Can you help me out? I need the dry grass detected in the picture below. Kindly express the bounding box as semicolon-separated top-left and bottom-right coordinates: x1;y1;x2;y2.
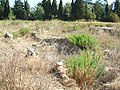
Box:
0;51;55;90
0;20;120;90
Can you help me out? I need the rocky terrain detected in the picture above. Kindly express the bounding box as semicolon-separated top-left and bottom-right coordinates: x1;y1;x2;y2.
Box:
0;20;120;90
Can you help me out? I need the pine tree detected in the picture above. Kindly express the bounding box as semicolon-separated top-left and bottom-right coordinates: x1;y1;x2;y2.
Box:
74;0;85;20
52;0;57;18
13;0;25;19
4;0;10;19
24;0;30;19
58;0;63;19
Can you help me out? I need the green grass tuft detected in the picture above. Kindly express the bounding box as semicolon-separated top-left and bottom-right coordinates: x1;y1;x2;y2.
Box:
68;34;99;50
64;50;104;88
12;28;30;39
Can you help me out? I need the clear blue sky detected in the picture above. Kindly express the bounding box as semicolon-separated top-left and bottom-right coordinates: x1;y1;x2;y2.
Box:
9;0;115;7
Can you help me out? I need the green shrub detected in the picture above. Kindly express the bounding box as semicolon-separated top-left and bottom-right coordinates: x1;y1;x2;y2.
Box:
86;11;96;21
68;34;99;50
19;28;29;36
109;13;119;22
64;50;104;88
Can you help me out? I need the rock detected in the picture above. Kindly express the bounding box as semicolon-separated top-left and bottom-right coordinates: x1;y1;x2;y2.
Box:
90;27;114;34
53;61;77;87
59;78;76;87
26;47;39;57
30;31;40;41
104;49;111;55
4;32;13;38
56;61;64;66
104;82;120;90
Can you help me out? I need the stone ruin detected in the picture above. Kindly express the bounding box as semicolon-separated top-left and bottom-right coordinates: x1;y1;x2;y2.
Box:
51;61;76;87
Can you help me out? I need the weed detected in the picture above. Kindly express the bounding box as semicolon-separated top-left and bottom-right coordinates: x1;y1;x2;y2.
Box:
106;24;114;27
12;32;20;39
19;28;29;36
68;34;99;50
0;31;3;36
117;32;120;37
64;50;104;89
73;25;80;30
12;28;30;38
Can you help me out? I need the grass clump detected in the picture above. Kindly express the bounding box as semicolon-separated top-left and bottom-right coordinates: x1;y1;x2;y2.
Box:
19;28;29;36
0;31;3;36
12;28;29;38
68;34;99;50
73;25;81;30
64;50;104;89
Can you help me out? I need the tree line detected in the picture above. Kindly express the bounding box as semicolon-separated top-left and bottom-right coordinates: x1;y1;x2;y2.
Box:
0;0;120;22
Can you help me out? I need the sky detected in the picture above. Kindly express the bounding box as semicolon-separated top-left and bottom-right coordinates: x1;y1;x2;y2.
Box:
9;0;116;7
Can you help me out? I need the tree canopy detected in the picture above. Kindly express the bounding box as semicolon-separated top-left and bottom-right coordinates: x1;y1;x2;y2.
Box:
0;0;119;22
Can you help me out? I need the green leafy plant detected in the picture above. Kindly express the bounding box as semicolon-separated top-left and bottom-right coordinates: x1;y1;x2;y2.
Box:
19;28;29;36
68;34;99;50
12;28;30;38
64;50;104;88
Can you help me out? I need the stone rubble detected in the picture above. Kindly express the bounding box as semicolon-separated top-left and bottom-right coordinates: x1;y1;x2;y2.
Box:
54;61;77;87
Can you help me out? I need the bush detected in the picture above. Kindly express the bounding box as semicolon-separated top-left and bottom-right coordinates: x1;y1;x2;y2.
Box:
68;34;99;50
86;11;96;21
64;50;104;89
108;13;119;22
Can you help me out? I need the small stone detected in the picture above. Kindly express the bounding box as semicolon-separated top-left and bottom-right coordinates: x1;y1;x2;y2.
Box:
4;32;13;38
56;61;63;66
26;47;39;57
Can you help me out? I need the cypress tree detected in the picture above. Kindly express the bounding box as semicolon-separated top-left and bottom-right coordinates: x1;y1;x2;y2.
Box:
24;0;30;19
58;0;63;19
74;0;85;20
114;0;120;17
70;0;75;20
105;3;109;16
41;0;47;19
63;3;71;21
93;1;104;20
46;0;52;20
13;0;25;19
4;0;10;19
0;0;5;19
52;0;57;18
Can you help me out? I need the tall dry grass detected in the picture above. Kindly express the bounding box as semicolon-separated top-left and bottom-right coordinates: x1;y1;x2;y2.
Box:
0;51;54;90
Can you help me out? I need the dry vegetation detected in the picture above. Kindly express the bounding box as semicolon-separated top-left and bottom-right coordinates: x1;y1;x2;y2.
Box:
0;20;120;90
